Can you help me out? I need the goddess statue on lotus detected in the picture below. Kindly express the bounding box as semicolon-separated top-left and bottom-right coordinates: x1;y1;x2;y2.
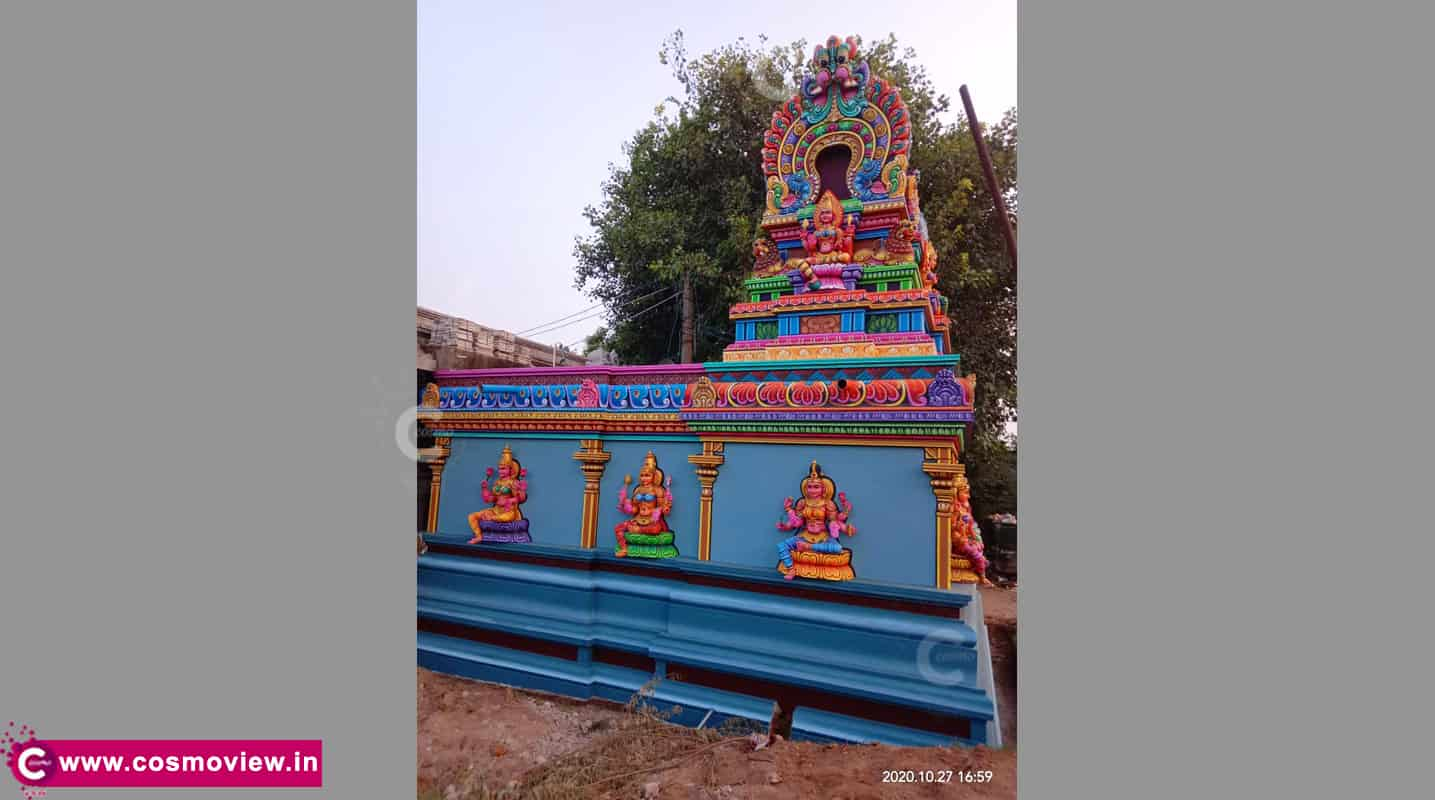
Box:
775;461;856;581
466;445;531;544
614;451;678;558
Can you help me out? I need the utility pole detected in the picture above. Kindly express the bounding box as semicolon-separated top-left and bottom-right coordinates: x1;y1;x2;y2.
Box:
959;85;1017;273
680;270;695;363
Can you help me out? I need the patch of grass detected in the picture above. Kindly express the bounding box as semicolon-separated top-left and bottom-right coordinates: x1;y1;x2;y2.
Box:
418;677;760;799
512;681;745;799
714;715;768;737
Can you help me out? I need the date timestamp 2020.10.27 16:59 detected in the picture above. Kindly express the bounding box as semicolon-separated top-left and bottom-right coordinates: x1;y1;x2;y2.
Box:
881;770;994;784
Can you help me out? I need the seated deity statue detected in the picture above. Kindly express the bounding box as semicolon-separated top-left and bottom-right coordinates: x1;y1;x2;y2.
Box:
796;190;856;290
614;451;678;558
950;478;991;585
775;461;857;581
466;445;531;544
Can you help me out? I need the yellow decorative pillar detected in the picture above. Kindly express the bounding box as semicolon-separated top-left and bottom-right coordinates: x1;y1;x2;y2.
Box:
422;436;452;534
572;439;611;549
687;441;725;560
922;445;961;589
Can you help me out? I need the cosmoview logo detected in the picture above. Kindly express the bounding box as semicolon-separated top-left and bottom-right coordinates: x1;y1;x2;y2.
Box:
915;625;971;687
5;726;323;794
4;723;52;799
15;744;54;784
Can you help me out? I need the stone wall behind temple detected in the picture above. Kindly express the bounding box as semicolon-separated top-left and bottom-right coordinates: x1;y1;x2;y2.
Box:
434;434;938;586
417;306;587;371
416;306;587;533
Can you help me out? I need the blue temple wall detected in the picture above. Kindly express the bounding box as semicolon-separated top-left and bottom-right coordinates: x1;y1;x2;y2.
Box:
437;435;937;586
709;442;936;585
437;436;588;546
594;439;703;557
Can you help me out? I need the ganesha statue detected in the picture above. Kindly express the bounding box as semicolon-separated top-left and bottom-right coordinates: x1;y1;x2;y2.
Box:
775;461;856;581
466;444;531;544
950;478;991;585
796;190;856;291
614;451;678;558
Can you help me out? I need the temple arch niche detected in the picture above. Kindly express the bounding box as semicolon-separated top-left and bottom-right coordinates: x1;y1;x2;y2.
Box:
815;143;854;200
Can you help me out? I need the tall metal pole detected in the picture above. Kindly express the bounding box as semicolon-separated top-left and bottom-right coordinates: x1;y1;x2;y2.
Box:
680;270;695;363
959;85;1017;273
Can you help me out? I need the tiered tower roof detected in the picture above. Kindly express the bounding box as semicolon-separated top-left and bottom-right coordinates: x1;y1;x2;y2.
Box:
727;35;951;362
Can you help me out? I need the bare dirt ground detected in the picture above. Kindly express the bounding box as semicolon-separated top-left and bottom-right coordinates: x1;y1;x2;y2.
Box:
418;585;1017;799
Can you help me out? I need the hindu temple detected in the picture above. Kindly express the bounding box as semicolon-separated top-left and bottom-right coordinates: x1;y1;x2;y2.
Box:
417;35;1001;747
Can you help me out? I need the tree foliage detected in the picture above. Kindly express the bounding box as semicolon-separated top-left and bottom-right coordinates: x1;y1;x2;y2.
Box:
574;32;1017;514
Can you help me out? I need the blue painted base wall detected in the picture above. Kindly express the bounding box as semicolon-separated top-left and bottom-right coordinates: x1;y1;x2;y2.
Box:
437;435;937;587
417;545;996;747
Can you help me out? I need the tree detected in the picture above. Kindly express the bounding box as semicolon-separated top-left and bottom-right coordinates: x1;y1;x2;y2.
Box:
573;32;775;365
582;327;608;356
574;32;1017;515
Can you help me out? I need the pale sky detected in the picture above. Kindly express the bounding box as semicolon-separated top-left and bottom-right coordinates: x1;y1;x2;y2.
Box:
418;0;1016;349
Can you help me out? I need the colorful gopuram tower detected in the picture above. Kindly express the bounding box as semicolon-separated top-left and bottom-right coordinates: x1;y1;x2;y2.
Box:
733;32;950;364
417;35;1000;747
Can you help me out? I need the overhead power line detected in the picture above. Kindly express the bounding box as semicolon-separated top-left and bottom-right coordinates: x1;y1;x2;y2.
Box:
514;284;673;337
520;290;681;340
513;303;602;337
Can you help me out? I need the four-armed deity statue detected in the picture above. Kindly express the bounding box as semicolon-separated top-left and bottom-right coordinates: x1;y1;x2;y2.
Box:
951;477;991;585
775;461;857;581
792;190;858;290
466;445;531;544
614;451;678;558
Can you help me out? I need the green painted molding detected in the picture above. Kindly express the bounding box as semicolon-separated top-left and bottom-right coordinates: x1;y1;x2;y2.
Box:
743;275;792;291
856;262;921;280
743;274;796;303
